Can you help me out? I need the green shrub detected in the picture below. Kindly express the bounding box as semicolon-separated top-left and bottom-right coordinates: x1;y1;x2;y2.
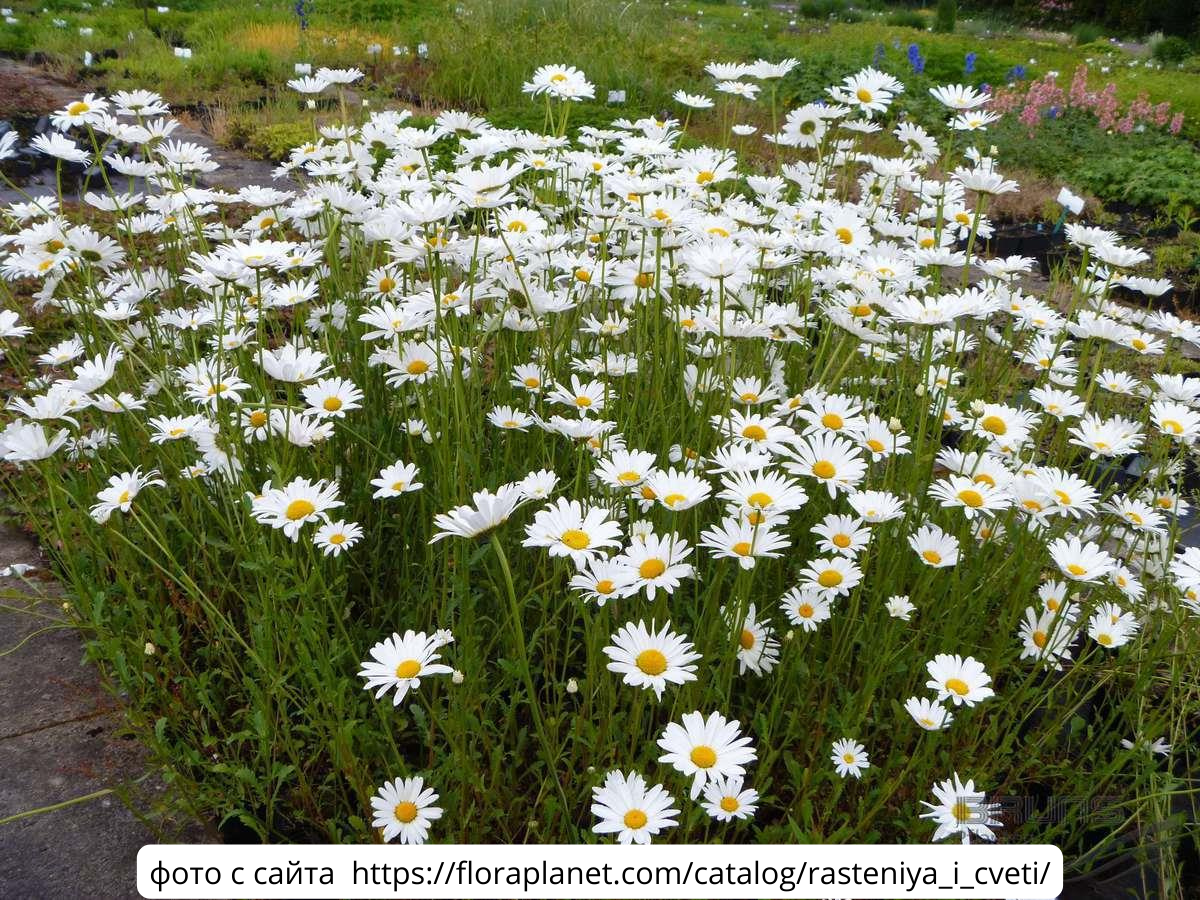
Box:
1077;143;1200;210
1153;36;1193;65
885;10;926;29
933;0;956;34
1072;22;1105;46
798;0;847;20
246;121;315;160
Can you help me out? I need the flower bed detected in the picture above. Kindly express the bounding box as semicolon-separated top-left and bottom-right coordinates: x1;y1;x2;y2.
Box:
0;61;1197;877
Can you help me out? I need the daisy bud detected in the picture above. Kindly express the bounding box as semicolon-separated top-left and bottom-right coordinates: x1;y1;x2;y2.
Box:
969;399;986;415
784;629;794;641
306;99;316;110
144;642;156;655
451;670;464;684
914;383;927;398
887;417;903;433
566;677;579;694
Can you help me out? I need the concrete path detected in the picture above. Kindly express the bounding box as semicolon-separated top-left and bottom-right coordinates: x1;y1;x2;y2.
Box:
0;524;207;900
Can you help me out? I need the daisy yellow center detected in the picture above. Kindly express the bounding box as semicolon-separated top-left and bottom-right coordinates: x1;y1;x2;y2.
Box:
696;170;714;185
503;420;520;428
821;412;844;429
561;529;590;550
867;438;884;452
690;745;717;768
747;491;773;508
720;796;740;813
407;360;430;375
958;489;984;508
1032;631;1047;648
640;485;657;500
843;753;856;764
323;397;343;412
742;424;767;441
507;220;528;233
1098;633;1113;646
67;101;90;116
394;801;419;824
951;801;973;823
739;628;755;650
575;268;591;282
797;602;814;618
378;276;396;293
285;499;316;520
974;473;995;487
395;659;421;679
118;490;131;504
732;541;753;556
391;481;407;491
663;493;687;508
851;304;873;317
980;415;1007;435
856;88;873;103
746;510;767;525
595;579;615;594
817;569;843;588
1131;338;1147;351
922;549;943;565
955;212;971;226
634;272;653;289
1023;499;1044;512
329;533;346;545
835;227;853;244
1126;512;1143;525
812;460;836;479
623;809;647;829
1067;563;1086;576
575;395;592;407
945;678;970;696
636;649;668;676
832;533;851;548
740;392;759;402
1163;419;1183;435
550;73;568;82
639;558;666;579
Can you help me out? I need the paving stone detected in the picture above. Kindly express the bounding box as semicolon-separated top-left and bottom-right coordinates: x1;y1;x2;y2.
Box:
0;524;211;898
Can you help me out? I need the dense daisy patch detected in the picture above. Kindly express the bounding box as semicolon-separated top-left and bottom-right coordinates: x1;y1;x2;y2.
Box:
0;60;1197;866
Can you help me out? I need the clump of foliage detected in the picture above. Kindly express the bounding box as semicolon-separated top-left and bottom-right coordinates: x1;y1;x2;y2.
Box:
1153;36;1194;66
1077;143;1200;211
934;0;957;34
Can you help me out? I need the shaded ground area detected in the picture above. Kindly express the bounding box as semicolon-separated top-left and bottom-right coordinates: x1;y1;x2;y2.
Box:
0;524;208;900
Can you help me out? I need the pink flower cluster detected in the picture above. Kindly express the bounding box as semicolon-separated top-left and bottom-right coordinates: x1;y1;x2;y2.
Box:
992;64;1184;137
